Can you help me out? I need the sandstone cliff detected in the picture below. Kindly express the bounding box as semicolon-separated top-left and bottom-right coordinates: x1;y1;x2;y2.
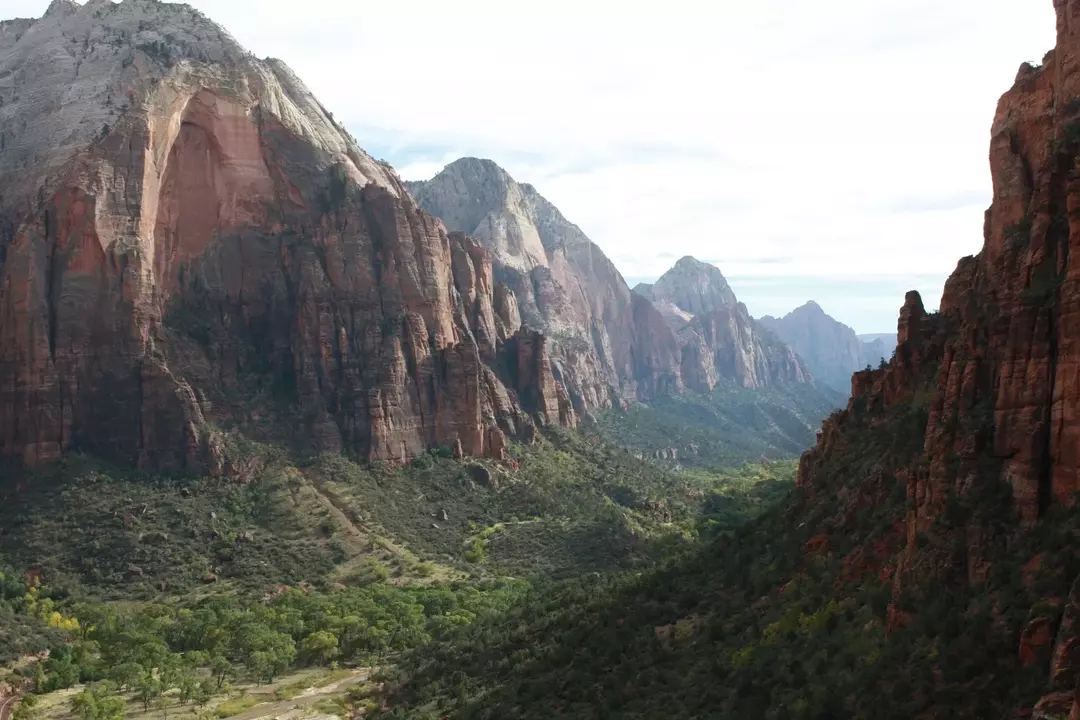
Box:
406;158;682;408
640;257;813;390
0;0;570;472
409;167;817;397
796;1;1080;713
758;301;866;393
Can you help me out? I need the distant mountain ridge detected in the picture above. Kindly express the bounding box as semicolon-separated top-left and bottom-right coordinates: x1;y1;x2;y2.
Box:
758;301;893;393
407;160;824;401
637;259;812;390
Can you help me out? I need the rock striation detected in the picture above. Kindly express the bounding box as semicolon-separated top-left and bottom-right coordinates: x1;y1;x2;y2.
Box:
407;158;681;408
796;1;1080;713
408;163;819;404
639;258;812;391
0;0;570;472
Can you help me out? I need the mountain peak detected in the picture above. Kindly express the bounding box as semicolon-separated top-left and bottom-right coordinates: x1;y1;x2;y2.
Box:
43;0;78;18
672;255;726;275
440;157;513;183
641;256;738;316
407;156;604;274
795;300;825;315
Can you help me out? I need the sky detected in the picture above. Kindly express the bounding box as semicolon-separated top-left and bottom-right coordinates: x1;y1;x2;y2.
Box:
11;0;1058;332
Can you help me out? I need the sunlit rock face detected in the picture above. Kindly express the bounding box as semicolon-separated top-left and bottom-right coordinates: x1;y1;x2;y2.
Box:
410;166;814;401
0;0;575;471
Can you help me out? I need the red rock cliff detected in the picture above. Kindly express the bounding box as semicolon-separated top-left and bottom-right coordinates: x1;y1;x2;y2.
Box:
0;0;570;472
797;1;1080;713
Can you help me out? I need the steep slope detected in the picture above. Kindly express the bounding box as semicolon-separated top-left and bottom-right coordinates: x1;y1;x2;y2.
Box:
633;255;738;317
758;301;865;392
0;0;573;473
406;158;682;407
639;257;813;390
408;163;821;407
373;2;1080;718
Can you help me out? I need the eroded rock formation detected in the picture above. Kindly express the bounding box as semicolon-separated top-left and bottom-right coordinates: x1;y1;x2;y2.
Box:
0;0;569;472
640;257;812;391
796;2;1080;713
408;164;824;407
407;158;682;408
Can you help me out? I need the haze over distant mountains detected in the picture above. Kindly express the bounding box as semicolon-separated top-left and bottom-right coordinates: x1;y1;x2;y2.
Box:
406;157;901;398
758;302;896;394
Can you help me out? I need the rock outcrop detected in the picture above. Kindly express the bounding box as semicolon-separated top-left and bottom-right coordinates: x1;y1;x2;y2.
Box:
641;258;813;391
408;164;825;406
407;158;683;408
0;0;569;472
758;301;866;393
634;256;738;318
797;2;1080;714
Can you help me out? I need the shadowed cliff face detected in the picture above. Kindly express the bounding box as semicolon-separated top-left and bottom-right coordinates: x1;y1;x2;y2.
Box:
796;2;1080;713
0;1;570;472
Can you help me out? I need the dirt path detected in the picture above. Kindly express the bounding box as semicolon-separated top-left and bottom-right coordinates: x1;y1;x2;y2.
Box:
0;694;18;720
303;472;406;560
222;670;370;720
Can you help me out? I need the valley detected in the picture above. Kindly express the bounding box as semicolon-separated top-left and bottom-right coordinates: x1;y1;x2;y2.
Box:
1;0;1078;718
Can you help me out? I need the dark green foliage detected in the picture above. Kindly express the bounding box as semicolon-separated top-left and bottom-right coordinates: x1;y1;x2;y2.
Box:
135;40;172;65
0;455;340;598
1005;215;1033;248
0;560;65;662
0;399;812;713
591;382;841;471
371;389;1079;719
1;571;528;697
1021;255;1062;307
309;429;795;576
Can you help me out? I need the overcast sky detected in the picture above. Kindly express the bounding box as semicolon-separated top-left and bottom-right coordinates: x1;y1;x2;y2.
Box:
11;0;1058;332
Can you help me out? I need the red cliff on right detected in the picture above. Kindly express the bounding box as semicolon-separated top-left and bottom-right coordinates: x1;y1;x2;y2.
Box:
797;1;1080;715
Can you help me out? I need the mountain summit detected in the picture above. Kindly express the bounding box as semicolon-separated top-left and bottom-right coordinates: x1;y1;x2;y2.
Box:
0;1;577;472
636;256;812;390
410;166;821;394
759;301;889;393
636;256;739;316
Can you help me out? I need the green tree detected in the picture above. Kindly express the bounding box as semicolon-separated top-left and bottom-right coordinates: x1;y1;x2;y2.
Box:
301;630;339;666
209;655;234;690
71;682;126;720
134;671;163;712
12;695;40;720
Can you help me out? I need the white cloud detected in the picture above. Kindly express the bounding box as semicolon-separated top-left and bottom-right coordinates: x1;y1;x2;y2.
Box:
9;0;1058;331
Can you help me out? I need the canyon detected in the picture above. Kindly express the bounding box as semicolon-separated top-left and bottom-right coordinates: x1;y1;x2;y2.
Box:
0;3;836;476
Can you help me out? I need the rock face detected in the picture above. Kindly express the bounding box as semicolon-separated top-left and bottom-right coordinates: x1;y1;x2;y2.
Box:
634;256;738;318
0;0;570;472
640;258;812;390
797;2;1080;714
407;158;685;408
758;301;866;393
408;162;816;403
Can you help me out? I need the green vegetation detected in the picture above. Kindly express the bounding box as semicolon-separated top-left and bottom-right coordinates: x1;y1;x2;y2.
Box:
369;389;1076;719
591;381;840;470
0;404;807;718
